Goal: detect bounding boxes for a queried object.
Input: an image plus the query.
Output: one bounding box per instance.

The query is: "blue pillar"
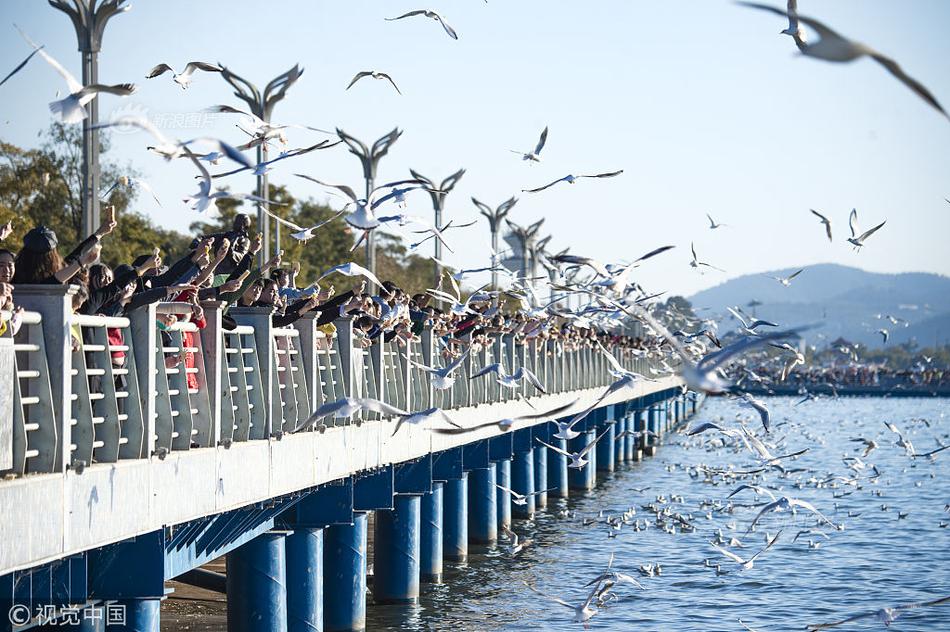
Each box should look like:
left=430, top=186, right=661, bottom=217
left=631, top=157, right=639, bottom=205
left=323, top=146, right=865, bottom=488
left=286, top=528, right=324, bottom=632
left=615, top=417, right=626, bottom=464
left=373, top=495, right=421, bottom=604
left=596, top=421, right=615, bottom=473
left=624, top=416, right=636, bottom=461
left=511, top=448, right=535, bottom=519
left=533, top=443, right=548, bottom=509
left=647, top=406, right=659, bottom=446
left=468, top=465, right=497, bottom=544
left=62, top=614, right=105, bottom=632
left=546, top=434, right=569, bottom=499
left=227, top=531, right=288, bottom=632
left=495, top=459, right=512, bottom=531
left=420, top=482, right=443, bottom=583
left=443, top=474, right=468, bottom=563
left=115, top=599, right=161, bottom=632
left=323, top=513, right=367, bottom=632
left=568, top=430, right=595, bottom=491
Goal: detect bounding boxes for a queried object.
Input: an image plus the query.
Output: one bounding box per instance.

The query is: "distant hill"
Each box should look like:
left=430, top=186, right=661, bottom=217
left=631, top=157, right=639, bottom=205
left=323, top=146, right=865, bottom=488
left=688, top=264, right=950, bottom=348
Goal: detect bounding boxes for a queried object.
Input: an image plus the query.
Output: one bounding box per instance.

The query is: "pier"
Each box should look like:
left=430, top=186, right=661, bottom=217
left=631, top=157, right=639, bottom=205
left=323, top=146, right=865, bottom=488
left=0, top=286, right=699, bottom=632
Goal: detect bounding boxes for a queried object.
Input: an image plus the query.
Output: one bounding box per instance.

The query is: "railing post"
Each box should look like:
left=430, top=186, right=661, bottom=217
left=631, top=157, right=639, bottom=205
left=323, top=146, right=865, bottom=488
left=199, top=301, right=224, bottom=446
left=294, top=312, right=321, bottom=414
left=419, top=328, right=434, bottom=408
left=231, top=307, right=275, bottom=437
left=129, top=303, right=157, bottom=458
left=13, top=285, right=76, bottom=472
left=334, top=318, right=355, bottom=398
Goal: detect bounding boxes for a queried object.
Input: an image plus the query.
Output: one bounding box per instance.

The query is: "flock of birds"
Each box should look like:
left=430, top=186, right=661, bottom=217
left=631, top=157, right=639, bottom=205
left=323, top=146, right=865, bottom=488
left=2, top=1, right=948, bottom=630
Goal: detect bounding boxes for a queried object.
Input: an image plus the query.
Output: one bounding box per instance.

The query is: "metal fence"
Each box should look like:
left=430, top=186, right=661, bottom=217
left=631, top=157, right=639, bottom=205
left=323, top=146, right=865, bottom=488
left=1, top=286, right=656, bottom=477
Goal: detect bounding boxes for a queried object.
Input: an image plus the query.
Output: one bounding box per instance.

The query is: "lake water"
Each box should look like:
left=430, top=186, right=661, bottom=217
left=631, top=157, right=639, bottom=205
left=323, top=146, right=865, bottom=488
left=365, top=396, right=950, bottom=631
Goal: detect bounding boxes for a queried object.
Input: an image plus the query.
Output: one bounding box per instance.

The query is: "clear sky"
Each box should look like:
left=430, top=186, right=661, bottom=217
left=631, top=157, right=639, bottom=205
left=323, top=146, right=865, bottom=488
left=2, top=0, right=949, bottom=297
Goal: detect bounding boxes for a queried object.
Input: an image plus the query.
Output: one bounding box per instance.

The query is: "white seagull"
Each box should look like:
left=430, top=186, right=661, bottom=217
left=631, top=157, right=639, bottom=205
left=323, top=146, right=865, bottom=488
left=385, top=10, right=459, bottom=40
left=291, top=397, right=407, bottom=433
left=711, top=531, right=781, bottom=571
left=432, top=400, right=579, bottom=436
left=495, top=484, right=554, bottom=507
left=522, top=170, right=623, bottom=194
left=805, top=595, right=950, bottom=630
left=847, top=209, right=886, bottom=250
left=146, top=61, right=222, bottom=89
left=707, top=213, right=728, bottom=229
left=748, top=496, right=838, bottom=532
left=346, top=71, right=401, bottom=95
left=510, top=126, right=548, bottom=162
left=810, top=208, right=833, bottom=242
left=690, top=243, right=725, bottom=273
left=768, top=268, right=804, bottom=287
left=470, top=364, right=546, bottom=393
left=536, top=426, right=612, bottom=469
left=316, top=262, right=383, bottom=290
left=407, top=348, right=472, bottom=390
left=392, top=407, right=461, bottom=435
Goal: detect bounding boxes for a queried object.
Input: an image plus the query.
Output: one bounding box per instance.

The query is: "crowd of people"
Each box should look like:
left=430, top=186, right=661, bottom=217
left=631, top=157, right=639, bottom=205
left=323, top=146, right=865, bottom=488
left=1, top=213, right=651, bottom=387
left=753, top=364, right=950, bottom=390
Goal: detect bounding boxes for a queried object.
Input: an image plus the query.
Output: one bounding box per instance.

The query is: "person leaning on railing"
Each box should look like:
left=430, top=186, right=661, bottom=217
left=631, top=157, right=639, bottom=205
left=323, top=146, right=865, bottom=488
left=11, top=209, right=117, bottom=286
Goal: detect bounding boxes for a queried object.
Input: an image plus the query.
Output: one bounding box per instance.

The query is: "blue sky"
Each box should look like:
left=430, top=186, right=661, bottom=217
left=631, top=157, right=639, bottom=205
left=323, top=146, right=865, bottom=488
left=2, top=0, right=949, bottom=296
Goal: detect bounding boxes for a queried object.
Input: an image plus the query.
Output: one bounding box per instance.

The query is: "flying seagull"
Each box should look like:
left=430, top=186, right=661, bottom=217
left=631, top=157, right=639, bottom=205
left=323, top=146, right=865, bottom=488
left=690, top=243, right=725, bottom=272
left=707, top=213, right=728, bottom=229
left=316, top=262, right=382, bottom=290
left=407, top=348, right=472, bottom=390
left=470, top=363, right=546, bottom=393
left=385, top=10, right=459, bottom=40
left=810, top=208, right=833, bottom=242
left=522, top=170, right=623, bottom=194
left=767, top=268, right=804, bottom=287
left=805, top=595, right=950, bottom=630
left=747, top=496, right=838, bottom=532
left=847, top=208, right=886, bottom=250
left=536, top=426, right=612, bottom=469
left=739, top=2, right=948, bottom=119
left=18, top=28, right=135, bottom=124
left=146, top=61, right=222, bottom=89
left=877, top=328, right=889, bottom=344
left=432, top=400, right=579, bottom=435
left=391, top=407, right=461, bottom=435
left=711, top=531, right=781, bottom=570
left=346, top=70, right=401, bottom=95
left=510, top=126, right=549, bottom=162
left=0, top=44, right=45, bottom=88
left=291, top=397, right=407, bottom=433
left=779, top=0, right=807, bottom=51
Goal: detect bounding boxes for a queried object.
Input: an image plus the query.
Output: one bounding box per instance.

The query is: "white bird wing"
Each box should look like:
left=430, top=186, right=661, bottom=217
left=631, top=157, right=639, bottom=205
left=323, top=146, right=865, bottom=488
left=470, top=363, right=503, bottom=379
left=443, top=347, right=472, bottom=374
left=536, top=437, right=572, bottom=458
left=295, top=174, right=359, bottom=203
left=522, top=176, right=568, bottom=194
left=318, top=262, right=382, bottom=289
left=17, top=28, right=82, bottom=93
left=0, top=45, right=45, bottom=87
left=578, top=426, right=612, bottom=459
left=710, top=543, right=746, bottom=565
left=145, top=63, right=174, bottom=78
left=433, top=12, right=459, bottom=39
left=534, top=126, right=549, bottom=155
left=357, top=397, right=408, bottom=418
left=848, top=208, right=859, bottom=239
left=855, top=220, right=886, bottom=243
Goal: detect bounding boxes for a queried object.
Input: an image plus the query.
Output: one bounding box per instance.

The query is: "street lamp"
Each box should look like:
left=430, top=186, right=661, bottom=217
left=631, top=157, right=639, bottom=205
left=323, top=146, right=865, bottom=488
left=219, top=64, right=303, bottom=262
left=49, top=0, right=130, bottom=238
left=472, top=196, right=517, bottom=291
left=408, top=167, right=465, bottom=284
left=336, top=128, right=402, bottom=274
left=504, top=218, right=545, bottom=283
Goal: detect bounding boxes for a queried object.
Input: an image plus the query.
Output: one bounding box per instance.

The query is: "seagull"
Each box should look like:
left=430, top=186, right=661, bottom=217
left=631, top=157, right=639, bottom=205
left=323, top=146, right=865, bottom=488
left=847, top=209, right=886, bottom=250
left=209, top=140, right=341, bottom=179
left=850, top=437, right=879, bottom=458
left=391, top=407, right=461, bottom=435
left=18, top=28, right=135, bottom=124
left=805, top=595, right=950, bottom=630
left=146, top=61, right=222, bottom=89
left=385, top=10, right=458, bottom=40
left=291, top=397, right=407, bottom=433
left=407, top=348, right=471, bottom=390
left=739, top=2, right=948, bottom=119
left=727, top=484, right=778, bottom=502
left=496, top=485, right=554, bottom=507
left=748, top=496, right=838, bottom=532
left=877, top=328, right=889, bottom=344
left=182, top=151, right=272, bottom=214
left=707, top=213, right=727, bottom=229
left=501, top=525, right=533, bottom=555
left=768, top=268, right=804, bottom=287
left=883, top=421, right=915, bottom=456
left=728, top=307, right=778, bottom=336
left=208, top=104, right=331, bottom=148
left=510, top=126, right=548, bottom=162
left=470, top=364, right=546, bottom=393
left=316, top=262, right=382, bottom=290
left=522, top=170, right=623, bottom=194
left=432, top=400, right=579, bottom=435
left=778, top=0, right=807, bottom=51
left=0, top=43, right=45, bottom=88
left=685, top=421, right=748, bottom=443
left=690, top=243, right=725, bottom=273
left=739, top=393, right=771, bottom=433
left=536, top=426, right=612, bottom=469
left=346, top=70, right=401, bottom=95
left=810, top=209, right=833, bottom=242
left=101, top=175, right=162, bottom=207
left=288, top=211, right=347, bottom=242
left=711, top=531, right=781, bottom=570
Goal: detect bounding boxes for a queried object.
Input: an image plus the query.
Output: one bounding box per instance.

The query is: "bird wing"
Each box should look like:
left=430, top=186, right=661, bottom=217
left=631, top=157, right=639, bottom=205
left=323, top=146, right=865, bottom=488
left=726, top=306, right=749, bottom=328
left=534, top=126, right=549, bottom=155
left=77, top=83, right=137, bottom=98
left=788, top=498, right=835, bottom=526
left=522, top=176, right=567, bottom=193
left=290, top=399, right=347, bottom=432
left=470, top=363, right=503, bottom=379
left=633, top=244, right=676, bottom=264
left=578, top=426, right=613, bottom=458
left=521, top=367, right=547, bottom=393
left=433, top=13, right=459, bottom=39
left=579, top=170, right=624, bottom=179
left=848, top=208, right=859, bottom=238
left=747, top=499, right=782, bottom=532
left=386, top=10, right=427, bottom=20
left=710, top=543, right=745, bottom=564
left=346, top=71, right=372, bottom=90
left=358, top=397, right=408, bottom=418
left=686, top=422, right=725, bottom=436
left=183, top=61, right=223, bottom=74
left=706, top=213, right=716, bottom=228
left=805, top=611, right=878, bottom=631
left=295, top=174, right=359, bottom=203
left=17, top=28, right=83, bottom=93
left=131, top=177, right=163, bottom=207
left=535, top=437, right=572, bottom=458
left=444, top=347, right=472, bottom=373
left=787, top=268, right=804, bottom=280
left=0, top=46, right=44, bottom=87
left=182, top=138, right=253, bottom=169
left=690, top=242, right=699, bottom=263
left=145, top=63, right=173, bottom=78
left=856, top=220, right=886, bottom=243
left=516, top=399, right=579, bottom=422
left=381, top=72, right=402, bottom=94
left=523, top=582, right=575, bottom=611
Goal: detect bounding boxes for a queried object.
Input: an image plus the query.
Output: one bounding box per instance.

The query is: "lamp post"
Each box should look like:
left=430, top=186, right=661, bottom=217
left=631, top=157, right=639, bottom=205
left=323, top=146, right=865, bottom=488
left=49, top=0, right=130, bottom=238
left=219, top=64, right=303, bottom=262
left=408, top=168, right=465, bottom=284
left=504, top=218, right=545, bottom=283
left=336, top=128, right=402, bottom=274
left=472, top=196, right=517, bottom=291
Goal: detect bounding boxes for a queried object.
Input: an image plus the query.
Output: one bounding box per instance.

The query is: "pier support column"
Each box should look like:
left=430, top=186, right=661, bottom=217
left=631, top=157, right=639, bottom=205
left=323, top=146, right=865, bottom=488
left=645, top=407, right=659, bottom=457
left=443, top=474, right=468, bottom=563
left=420, top=482, right=443, bottom=583
left=227, top=531, right=288, bottom=632
left=615, top=417, right=626, bottom=464
left=373, top=495, right=421, bottom=604
left=323, top=513, right=367, bottom=632
left=286, top=528, right=324, bottom=632
left=511, top=448, right=535, bottom=519
left=546, top=434, right=569, bottom=499
left=632, top=410, right=644, bottom=461
left=110, top=598, right=161, bottom=632
left=596, top=421, right=616, bottom=473
left=533, top=441, right=548, bottom=509
left=468, top=465, right=497, bottom=544
left=568, top=430, right=596, bottom=491
left=495, top=459, right=512, bottom=531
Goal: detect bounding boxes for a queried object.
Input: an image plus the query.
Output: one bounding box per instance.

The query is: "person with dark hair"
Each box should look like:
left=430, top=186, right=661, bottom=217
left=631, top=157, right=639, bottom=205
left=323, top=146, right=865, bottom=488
left=191, top=213, right=253, bottom=277
left=0, top=249, right=15, bottom=285
left=12, top=210, right=116, bottom=285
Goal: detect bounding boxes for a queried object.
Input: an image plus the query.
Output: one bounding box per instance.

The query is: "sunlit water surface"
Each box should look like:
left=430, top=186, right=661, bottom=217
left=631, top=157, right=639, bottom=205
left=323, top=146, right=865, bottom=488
left=366, top=397, right=950, bottom=631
